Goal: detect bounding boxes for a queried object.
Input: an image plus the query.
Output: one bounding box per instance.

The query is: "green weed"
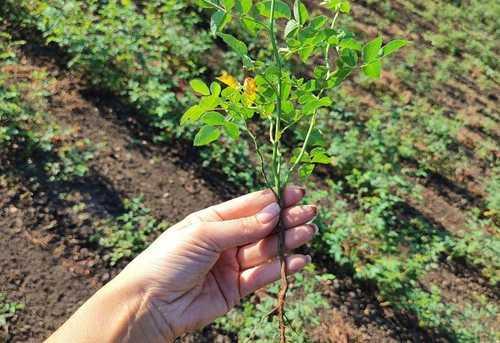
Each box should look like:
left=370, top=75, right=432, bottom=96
left=0, top=293, right=24, bottom=337
left=92, top=196, right=168, bottom=266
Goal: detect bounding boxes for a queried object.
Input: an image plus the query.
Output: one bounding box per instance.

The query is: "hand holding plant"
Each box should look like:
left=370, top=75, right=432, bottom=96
left=48, top=188, right=316, bottom=342
left=182, top=0, right=406, bottom=340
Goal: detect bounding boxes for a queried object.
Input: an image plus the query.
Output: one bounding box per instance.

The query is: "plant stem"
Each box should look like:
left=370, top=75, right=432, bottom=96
left=325, top=10, right=339, bottom=78
left=242, top=122, right=272, bottom=190
left=202, top=0, right=226, bottom=12
left=270, top=0, right=283, bottom=197
left=268, top=1, right=287, bottom=342
left=285, top=111, right=317, bottom=184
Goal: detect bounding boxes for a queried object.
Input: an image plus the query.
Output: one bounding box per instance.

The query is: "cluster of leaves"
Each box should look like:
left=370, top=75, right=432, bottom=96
left=217, top=265, right=332, bottom=342
left=92, top=197, right=168, bottom=266
left=299, top=94, right=499, bottom=339
left=312, top=178, right=498, bottom=340
left=44, top=138, right=96, bottom=181
left=451, top=219, right=500, bottom=285
left=3, top=0, right=259, bottom=188
left=28, top=0, right=212, bottom=123
left=183, top=1, right=409, bottom=339
left=0, top=293, right=24, bottom=338
left=184, top=0, right=407, bottom=196
left=0, top=32, right=94, bottom=181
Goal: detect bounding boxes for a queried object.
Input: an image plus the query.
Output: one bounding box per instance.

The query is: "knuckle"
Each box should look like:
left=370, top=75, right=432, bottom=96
left=189, top=221, right=204, bottom=235
left=241, top=216, right=258, bottom=234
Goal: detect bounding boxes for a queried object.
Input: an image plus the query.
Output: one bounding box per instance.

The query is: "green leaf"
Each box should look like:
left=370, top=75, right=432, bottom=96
left=340, top=48, right=358, bottom=67
left=222, top=0, right=235, bottom=10
left=293, top=0, right=309, bottom=25
left=339, top=38, right=362, bottom=51
left=324, top=0, right=350, bottom=13
left=218, top=33, right=248, bottom=56
left=363, top=36, right=383, bottom=63
left=291, top=148, right=311, bottom=164
left=318, top=97, right=332, bottom=107
left=242, top=18, right=259, bottom=36
left=194, top=126, right=221, bottom=146
left=198, top=0, right=216, bottom=8
left=236, top=0, right=252, bottom=13
left=363, top=59, right=382, bottom=78
left=211, top=11, right=231, bottom=35
left=309, top=16, right=327, bottom=29
left=198, top=95, right=219, bottom=111
left=224, top=122, right=240, bottom=139
left=311, top=147, right=331, bottom=164
left=190, top=79, right=210, bottom=96
left=181, top=105, right=205, bottom=125
left=328, top=66, right=353, bottom=87
left=382, top=39, right=407, bottom=57
left=298, top=45, right=315, bottom=62
left=339, top=1, right=350, bottom=13
left=299, top=164, right=315, bottom=179
left=256, top=0, right=291, bottom=19
left=309, top=129, right=326, bottom=147
left=303, top=97, right=332, bottom=114
left=202, top=111, right=225, bottom=125
left=210, top=82, right=222, bottom=97
left=284, top=19, right=300, bottom=38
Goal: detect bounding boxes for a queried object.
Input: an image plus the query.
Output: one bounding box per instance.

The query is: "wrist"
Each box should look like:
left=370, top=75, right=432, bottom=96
left=111, top=270, right=176, bottom=342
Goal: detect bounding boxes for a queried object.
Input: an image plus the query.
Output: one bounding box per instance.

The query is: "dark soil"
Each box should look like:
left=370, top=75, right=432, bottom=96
left=1, top=6, right=498, bottom=341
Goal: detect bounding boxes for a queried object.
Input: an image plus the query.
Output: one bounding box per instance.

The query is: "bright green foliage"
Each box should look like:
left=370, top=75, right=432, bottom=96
left=0, top=293, right=24, bottom=337
left=92, top=197, right=168, bottom=266
left=183, top=0, right=406, bottom=197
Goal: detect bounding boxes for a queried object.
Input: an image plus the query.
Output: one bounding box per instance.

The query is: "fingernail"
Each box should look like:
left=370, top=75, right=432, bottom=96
left=256, top=202, right=280, bottom=224
left=310, top=224, right=319, bottom=235
left=307, top=205, right=318, bottom=217
left=293, top=185, right=306, bottom=196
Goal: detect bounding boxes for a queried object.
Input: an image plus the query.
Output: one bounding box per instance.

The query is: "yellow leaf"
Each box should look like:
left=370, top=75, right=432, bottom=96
left=243, top=77, right=257, bottom=105
left=217, top=71, right=240, bottom=89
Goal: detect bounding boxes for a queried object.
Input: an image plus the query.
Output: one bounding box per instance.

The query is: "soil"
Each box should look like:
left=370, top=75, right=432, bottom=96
left=1, top=2, right=499, bottom=342
left=0, top=43, right=449, bottom=343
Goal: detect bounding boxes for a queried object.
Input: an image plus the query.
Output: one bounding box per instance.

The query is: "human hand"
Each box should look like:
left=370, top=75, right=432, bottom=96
left=116, top=186, right=317, bottom=341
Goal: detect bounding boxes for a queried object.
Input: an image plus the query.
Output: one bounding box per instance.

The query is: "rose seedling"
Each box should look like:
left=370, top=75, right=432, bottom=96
left=181, top=0, right=406, bottom=340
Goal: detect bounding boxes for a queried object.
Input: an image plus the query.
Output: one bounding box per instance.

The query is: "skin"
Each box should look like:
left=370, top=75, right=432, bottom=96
left=46, top=186, right=317, bottom=342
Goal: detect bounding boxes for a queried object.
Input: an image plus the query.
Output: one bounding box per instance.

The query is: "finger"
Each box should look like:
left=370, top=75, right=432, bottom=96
left=185, top=186, right=305, bottom=223
left=190, top=202, right=281, bottom=251
left=281, top=205, right=317, bottom=228
left=238, top=224, right=317, bottom=269
left=239, top=255, right=311, bottom=297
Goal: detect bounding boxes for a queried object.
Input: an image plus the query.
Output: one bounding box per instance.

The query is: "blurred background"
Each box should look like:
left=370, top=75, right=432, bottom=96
left=0, top=1, right=498, bottom=342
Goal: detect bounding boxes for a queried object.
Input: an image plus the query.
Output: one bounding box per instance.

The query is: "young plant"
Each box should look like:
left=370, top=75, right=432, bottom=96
left=0, top=293, right=24, bottom=338
left=182, top=0, right=406, bottom=340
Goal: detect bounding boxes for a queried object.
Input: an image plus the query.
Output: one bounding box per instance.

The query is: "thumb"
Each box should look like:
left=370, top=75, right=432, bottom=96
left=192, top=202, right=281, bottom=251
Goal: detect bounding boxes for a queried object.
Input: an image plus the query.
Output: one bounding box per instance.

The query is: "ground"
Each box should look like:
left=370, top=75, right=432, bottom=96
left=1, top=0, right=499, bottom=342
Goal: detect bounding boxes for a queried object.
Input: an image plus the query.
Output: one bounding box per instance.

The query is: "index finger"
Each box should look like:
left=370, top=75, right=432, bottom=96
left=187, top=186, right=305, bottom=222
